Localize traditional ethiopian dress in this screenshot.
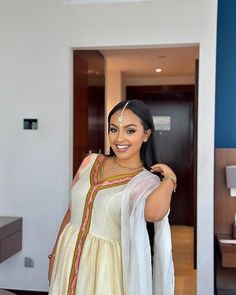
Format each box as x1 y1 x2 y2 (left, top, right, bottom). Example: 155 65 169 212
49 153 174 295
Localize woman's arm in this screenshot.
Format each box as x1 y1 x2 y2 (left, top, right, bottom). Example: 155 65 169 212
144 164 176 222
48 208 71 282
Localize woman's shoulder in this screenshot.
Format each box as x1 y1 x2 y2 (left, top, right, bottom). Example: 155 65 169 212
77 153 95 170
126 169 160 192
124 171 161 207
71 153 99 186
141 169 161 183
83 152 99 163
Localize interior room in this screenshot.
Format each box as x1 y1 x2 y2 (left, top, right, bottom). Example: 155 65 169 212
1 0 230 294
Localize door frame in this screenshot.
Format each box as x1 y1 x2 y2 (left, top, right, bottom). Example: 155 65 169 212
70 43 215 295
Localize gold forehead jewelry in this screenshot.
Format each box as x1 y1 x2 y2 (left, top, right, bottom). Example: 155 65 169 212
118 101 129 127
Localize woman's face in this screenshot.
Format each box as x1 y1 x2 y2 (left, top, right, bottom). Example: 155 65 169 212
108 109 151 162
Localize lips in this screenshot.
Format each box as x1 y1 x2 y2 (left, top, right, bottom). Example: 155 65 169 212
115 144 129 152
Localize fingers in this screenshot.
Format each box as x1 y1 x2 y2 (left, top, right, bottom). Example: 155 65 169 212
150 163 166 172
150 164 176 178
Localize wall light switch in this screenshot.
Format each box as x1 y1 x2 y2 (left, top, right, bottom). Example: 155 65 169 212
23 119 38 130
24 256 34 268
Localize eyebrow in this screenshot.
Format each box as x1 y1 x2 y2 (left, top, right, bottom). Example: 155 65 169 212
110 123 138 128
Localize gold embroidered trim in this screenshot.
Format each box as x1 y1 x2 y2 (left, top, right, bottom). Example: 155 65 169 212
67 154 134 295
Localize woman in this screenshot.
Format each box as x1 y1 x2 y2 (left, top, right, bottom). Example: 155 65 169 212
48 100 175 295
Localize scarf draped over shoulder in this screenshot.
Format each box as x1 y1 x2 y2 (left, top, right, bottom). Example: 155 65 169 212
121 170 174 295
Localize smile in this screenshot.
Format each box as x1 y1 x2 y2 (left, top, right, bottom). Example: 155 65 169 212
116 144 129 152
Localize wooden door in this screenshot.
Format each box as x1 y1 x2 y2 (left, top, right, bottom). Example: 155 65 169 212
127 85 196 226
73 51 89 176
73 50 105 176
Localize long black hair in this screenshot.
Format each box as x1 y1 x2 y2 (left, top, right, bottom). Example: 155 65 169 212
108 99 158 171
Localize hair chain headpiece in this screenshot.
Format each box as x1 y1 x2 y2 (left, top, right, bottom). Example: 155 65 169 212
118 101 129 126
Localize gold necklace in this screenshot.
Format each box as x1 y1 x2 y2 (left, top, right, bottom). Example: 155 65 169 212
113 157 143 171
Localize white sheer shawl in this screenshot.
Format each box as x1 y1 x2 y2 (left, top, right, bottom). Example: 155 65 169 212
121 170 174 295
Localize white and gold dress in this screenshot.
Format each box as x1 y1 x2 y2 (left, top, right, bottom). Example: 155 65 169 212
49 153 141 295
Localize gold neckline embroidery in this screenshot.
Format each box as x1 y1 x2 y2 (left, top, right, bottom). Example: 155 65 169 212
97 154 143 184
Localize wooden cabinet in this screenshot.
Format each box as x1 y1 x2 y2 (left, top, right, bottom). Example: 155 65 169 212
217 234 236 268
214 149 236 293
0 216 22 263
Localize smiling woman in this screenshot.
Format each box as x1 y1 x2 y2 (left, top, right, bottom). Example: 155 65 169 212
48 99 176 295
108 100 155 170
108 109 150 164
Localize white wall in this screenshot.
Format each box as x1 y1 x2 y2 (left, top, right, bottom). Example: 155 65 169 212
0 0 217 294
105 60 122 153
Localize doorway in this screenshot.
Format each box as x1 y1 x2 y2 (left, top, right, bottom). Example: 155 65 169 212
73 46 199 295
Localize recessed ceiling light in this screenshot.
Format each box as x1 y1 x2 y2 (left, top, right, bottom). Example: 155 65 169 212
155 68 162 73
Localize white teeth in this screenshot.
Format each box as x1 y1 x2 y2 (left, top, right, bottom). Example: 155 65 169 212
117 145 128 149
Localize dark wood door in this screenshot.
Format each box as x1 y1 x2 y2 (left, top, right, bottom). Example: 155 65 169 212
73 51 89 177
127 85 195 225
73 50 105 177
88 86 105 154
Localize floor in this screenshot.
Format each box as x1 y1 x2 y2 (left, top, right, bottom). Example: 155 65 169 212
5 226 196 295
171 225 196 295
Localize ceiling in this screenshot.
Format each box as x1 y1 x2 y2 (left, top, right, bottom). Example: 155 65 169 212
100 46 199 78
77 46 199 79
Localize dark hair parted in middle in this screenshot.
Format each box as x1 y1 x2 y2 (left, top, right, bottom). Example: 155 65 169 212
108 99 157 171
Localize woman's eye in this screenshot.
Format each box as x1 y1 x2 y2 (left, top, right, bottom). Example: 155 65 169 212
126 129 136 134
109 127 117 133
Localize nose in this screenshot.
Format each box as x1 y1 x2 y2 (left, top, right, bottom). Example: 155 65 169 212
116 129 125 142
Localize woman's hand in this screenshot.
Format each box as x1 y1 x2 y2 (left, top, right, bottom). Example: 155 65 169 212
48 255 55 284
151 163 176 181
